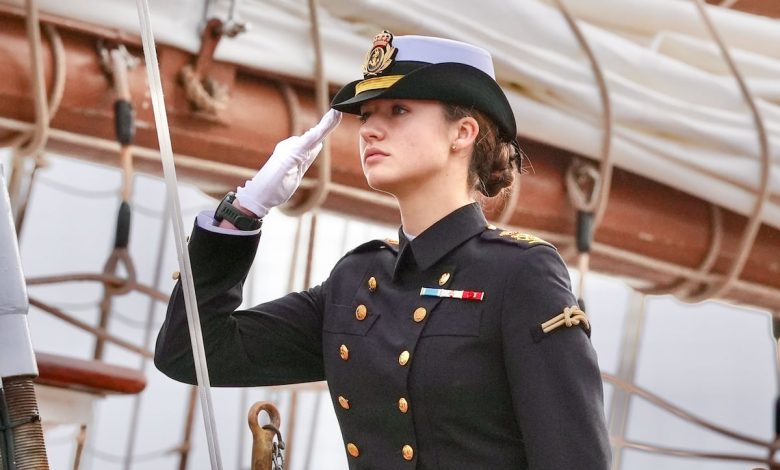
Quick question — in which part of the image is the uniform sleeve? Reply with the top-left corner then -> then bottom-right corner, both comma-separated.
154,220 -> 326,387
500,245 -> 611,469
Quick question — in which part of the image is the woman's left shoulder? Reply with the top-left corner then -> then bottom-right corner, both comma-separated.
479,226 -> 557,255
478,226 -> 568,276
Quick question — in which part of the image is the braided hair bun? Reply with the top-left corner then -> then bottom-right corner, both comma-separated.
444,105 -> 524,198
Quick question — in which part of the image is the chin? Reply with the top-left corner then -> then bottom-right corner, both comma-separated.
364,171 -> 403,197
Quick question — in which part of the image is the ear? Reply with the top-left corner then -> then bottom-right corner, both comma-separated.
451,116 -> 479,151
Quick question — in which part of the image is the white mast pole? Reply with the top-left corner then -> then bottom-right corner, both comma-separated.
0,168 -> 49,469
0,169 -> 37,383
133,2 -> 224,469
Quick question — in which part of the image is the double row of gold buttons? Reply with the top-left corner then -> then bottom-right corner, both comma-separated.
340,275 -> 431,462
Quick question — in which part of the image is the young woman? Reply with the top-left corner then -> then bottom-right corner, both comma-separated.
156,31 -> 610,469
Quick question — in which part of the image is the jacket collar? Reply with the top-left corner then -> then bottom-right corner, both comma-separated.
394,202 -> 487,278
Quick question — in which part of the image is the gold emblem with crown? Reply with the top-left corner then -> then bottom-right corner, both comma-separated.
362,30 -> 398,78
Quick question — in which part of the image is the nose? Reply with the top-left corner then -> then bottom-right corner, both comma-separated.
358,115 -> 384,143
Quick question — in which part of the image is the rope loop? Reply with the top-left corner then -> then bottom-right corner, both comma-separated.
565,159 -> 603,304
178,64 -> 230,118
565,159 -> 602,213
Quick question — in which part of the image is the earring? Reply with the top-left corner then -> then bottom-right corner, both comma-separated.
451,144 -> 457,151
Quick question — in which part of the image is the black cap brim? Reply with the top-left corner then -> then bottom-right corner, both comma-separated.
331,62 -> 516,141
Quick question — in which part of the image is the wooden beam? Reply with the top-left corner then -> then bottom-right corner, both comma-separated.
1,11 -> 779,310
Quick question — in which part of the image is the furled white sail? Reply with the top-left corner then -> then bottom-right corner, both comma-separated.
7,0 -> 780,228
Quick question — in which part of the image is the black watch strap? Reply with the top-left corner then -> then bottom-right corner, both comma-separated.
214,192 -> 263,231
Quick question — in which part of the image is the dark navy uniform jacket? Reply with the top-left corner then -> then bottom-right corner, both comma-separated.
155,202 -> 611,469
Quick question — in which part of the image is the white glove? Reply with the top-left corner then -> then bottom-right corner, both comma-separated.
236,109 -> 342,218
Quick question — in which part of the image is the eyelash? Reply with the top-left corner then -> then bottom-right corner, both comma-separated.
392,105 -> 408,115
358,104 -> 408,123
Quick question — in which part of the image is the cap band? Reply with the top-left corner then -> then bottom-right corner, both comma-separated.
394,36 -> 495,78
355,75 -> 404,95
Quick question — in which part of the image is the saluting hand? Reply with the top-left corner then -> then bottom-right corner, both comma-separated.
236,109 -> 342,218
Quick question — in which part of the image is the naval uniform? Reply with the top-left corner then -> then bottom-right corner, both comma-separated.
155,202 -> 611,469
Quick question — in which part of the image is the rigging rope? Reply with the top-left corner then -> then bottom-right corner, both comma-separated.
7,113 -> 779,307
681,0 -> 771,303
603,371 -> 778,466
5,0 -> 66,234
134,1 -> 223,468
638,204 -> 724,297
551,0 -> 614,310
268,7 -> 333,460
6,0 -> 49,155
280,0 -> 331,216
123,200 -> 172,470
28,297 -> 154,359
95,47 -> 138,360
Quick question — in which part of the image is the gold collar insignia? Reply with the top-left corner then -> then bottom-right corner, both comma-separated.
499,231 -> 552,247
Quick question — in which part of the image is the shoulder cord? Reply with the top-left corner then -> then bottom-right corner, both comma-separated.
551,0 -> 614,310
134,1 -> 223,469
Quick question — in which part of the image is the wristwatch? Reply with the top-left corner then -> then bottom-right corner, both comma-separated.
214,192 -> 263,231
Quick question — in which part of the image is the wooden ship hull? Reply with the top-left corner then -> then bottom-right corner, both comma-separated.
1,1 -> 779,469
1,4 -> 778,310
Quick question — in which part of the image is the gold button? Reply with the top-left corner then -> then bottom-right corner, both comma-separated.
355,304 -> 367,321
339,344 -> 349,361
398,398 -> 409,413
338,396 -> 350,410
347,443 -> 359,457
399,350 -> 410,366
367,276 -> 377,292
402,444 -> 414,461
438,273 -> 451,286
171,271 -> 180,280
413,307 -> 427,322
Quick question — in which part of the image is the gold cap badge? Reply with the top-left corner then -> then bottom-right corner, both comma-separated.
362,30 -> 397,78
